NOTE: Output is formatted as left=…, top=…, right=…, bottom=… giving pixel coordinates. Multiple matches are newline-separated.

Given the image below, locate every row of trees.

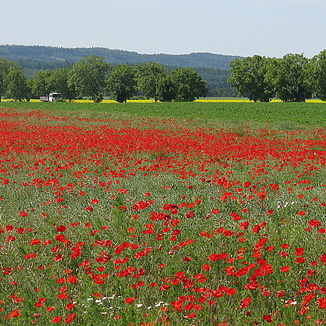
left=0, top=55, right=208, bottom=103
left=228, top=50, right=326, bottom=102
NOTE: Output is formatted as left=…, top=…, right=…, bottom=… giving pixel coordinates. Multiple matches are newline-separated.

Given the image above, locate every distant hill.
left=0, top=45, right=242, bottom=97
left=0, top=45, right=243, bottom=70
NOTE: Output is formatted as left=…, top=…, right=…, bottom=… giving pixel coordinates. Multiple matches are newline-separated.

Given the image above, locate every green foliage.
left=31, top=69, right=55, bottom=98
left=135, top=64, right=208, bottom=102
left=228, top=55, right=274, bottom=102
left=135, top=62, right=168, bottom=102
left=156, top=76, right=178, bottom=102
left=171, top=67, right=208, bottom=102
left=4, top=47, right=326, bottom=102
left=4, top=66, right=30, bottom=101
left=266, top=53, right=312, bottom=102
left=0, top=46, right=240, bottom=97
left=229, top=53, right=318, bottom=102
left=308, top=49, right=326, bottom=101
left=15, top=58, right=72, bottom=78
left=106, top=65, right=137, bottom=103
left=29, top=68, right=75, bottom=100
left=196, top=66, right=237, bottom=97
left=0, top=57, right=20, bottom=101
left=0, top=45, right=242, bottom=70
left=68, top=55, right=111, bottom=103
left=48, top=68, right=76, bottom=102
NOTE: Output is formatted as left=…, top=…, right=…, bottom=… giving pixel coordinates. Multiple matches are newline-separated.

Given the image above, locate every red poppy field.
left=0, top=105, right=325, bottom=325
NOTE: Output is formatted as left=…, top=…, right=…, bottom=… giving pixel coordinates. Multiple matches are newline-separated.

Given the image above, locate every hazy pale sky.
left=2, top=0, right=325, bottom=58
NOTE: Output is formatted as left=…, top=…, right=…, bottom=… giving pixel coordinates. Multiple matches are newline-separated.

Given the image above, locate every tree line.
left=228, top=50, right=326, bottom=102
left=0, top=55, right=209, bottom=103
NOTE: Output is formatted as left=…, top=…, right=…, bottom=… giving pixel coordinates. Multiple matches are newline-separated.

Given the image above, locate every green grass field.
left=1, top=101, right=325, bottom=128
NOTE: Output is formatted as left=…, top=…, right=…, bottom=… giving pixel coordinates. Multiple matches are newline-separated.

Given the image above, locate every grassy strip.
left=0, top=101, right=326, bottom=129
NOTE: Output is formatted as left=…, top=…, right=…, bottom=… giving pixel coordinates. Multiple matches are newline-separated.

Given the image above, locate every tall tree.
left=4, top=66, right=30, bottom=101
left=69, top=55, right=110, bottom=103
left=31, top=69, right=54, bottom=98
left=308, top=49, right=326, bottom=101
left=156, top=76, right=177, bottom=102
left=265, top=53, right=312, bottom=102
left=49, top=68, right=76, bottom=102
left=170, top=67, right=208, bottom=102
left=228, top=55, right=274, bottom=102
left=0, top=57, right=20, bottom=102
left=106, top=65, right=137, bottom=103
left=135, top=62, right=167, bottom=102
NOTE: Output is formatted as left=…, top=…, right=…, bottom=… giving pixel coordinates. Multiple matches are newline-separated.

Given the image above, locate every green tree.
left=135, top=62, right=167, bottom=102
left=265, top=53, right=312, bottom=102
left=49, top=68, right=76, bottom=102
left=106, top=65, right=137, bottom=103
left=228, top=55, right=274, bottom=102
left=69, top=55, right=110, bottom=103
left=31, top=69, right=54, bottom=98
left=170, top=67, right=208, bottom=102
left=308, top=49, right=326, bottom=101
left=156, top=76, right=177, bottom=102
left=0, top=57, right=20, bottom=102
left=4, top=66, right=30, bottom=101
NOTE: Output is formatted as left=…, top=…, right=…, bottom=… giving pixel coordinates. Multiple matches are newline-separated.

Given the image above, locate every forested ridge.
left=0, top=45, right=242, bottom=69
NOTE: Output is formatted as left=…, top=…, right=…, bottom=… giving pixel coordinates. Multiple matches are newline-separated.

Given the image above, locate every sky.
left=1, top=0, right=325, bottom=58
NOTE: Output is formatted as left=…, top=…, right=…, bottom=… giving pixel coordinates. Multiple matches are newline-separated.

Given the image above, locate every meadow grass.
left=0, top=102, right=325, bottom=325
left=1, top=100, right=326, bottom=128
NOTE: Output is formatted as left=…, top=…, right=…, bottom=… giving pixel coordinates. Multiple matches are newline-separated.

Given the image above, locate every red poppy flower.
left=124, top=297, right=135, bottom=304
left=9, top=309, right=22, bottom=318
left=185, top=312, right=196, bottom=318
left=309, top=219, right=322, bottom=227
left=263, top=314, right=273, bottom=322
left=240, top=297, right=252, bottom=308
left=65, top=313, right=76, bottom=323
left=202, top=264, right=211, bottom=271
left=57, top=225, right=68, bottom=232
left=280, top=266, right=290, bottom=272
left=318, top=297, right=326, bottom=309
left=209, top=253, right=228, bottom=261
left=52, top=316, right=62, bottom=323
left=30, top=239, right=41, bottom=245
